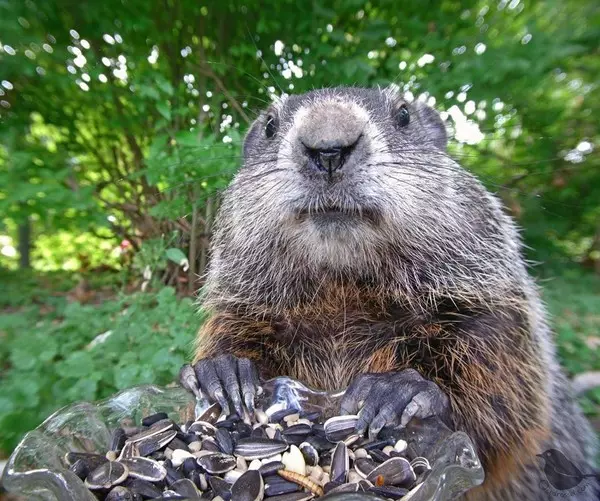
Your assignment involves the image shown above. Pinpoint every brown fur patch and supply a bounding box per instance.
[464,427,550,500]
[365,344,398,373]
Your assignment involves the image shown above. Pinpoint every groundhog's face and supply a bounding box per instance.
[224,87,468,271]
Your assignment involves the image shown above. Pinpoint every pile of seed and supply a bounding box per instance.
[65,401,431,501]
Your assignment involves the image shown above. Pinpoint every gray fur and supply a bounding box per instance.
[200,87,598,500]
[206,87,525,312]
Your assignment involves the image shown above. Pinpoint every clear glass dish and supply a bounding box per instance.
[1,377,484,500]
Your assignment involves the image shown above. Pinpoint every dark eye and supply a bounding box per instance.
[265,115,277,138]
[396,104,410,128]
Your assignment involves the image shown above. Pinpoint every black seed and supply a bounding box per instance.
[149,450,166,461]
[369,449,389,463]
[208,476,231,500]
[319,451,333,468]
[187,421,217,436]
[105,486,138,501]
[171,478,201,498]
[165,465,185,486]
[231,470,264,501]
[123,478,162,498]
[357,479,371,491]
[323,415,359,443]
[69,459,89,480]
[182,457,198,477]
[366,457,416,488]
[264,476,300,496]
[148,418,179,433]
[120,457,167,482]
[304,434,333,452]
[136,430,177,457]
[323,481,343,494]
[330,442,349,484]
[215,428,234,455]
[85,461,129,490]
[311,423,326,438]
[326,482,360,494]
[168,437,190,452]
[197,402,221,424]
[270,408,299,423]
[360,438,393,451]
[196,452,236,475]
[282,424,311,445]
[299,442,319,467]
[354,458,378,478]
[110,428,127,452]
[141,412,169,427]
[258,460,285,477]
[201,437,220,452]
[215,418,238,430]
[299,410,321,421]
[236,422,253,438]
[251,427,268,439]
[188,469,206,491]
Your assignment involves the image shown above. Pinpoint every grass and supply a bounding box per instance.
[0,265,598,458]
[537,267,600,417]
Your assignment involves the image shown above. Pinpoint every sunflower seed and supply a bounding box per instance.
[231,470,264,501]
[85,461,129,490]
[234,438,288,460]
[196,452,236,475]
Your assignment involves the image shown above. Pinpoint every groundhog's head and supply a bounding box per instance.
[206,87,521,308]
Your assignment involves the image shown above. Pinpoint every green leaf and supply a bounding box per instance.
[156,79,174,96]
[139,84,161,100]
[165,248,188,267]
[156,102,171,120]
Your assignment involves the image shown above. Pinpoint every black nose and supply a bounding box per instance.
[305,145,354,176]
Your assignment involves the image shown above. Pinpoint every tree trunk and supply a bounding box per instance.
[18,218,31,269]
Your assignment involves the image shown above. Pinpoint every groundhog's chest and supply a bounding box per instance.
[269,308,431,392]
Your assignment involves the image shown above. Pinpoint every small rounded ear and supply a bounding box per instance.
[413,101,447,151]
[242,116,264,160]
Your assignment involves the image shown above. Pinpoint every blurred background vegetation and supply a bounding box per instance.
[0,0,599,458]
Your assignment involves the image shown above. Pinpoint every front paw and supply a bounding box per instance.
[340,369,450,438]
[179,355,260,416]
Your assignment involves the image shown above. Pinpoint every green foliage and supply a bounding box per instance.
[0,0,598,271]
[32,230,122,271]
[540,268,600,416]
[0,270,200,455]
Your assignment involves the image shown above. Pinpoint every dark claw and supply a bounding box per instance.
[368,402,397,438]
[400,386,450,427]
[178,364,200,397]
[238,358,259,414]
[340,374,378,416]
[214,355,244,416]
[340,369,450,439]
[180,356,260,417]
[194,359,231,415]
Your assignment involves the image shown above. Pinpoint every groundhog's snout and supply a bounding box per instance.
[297,101,367,177]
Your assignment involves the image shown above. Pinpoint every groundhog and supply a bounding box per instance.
[180,87,599,500]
